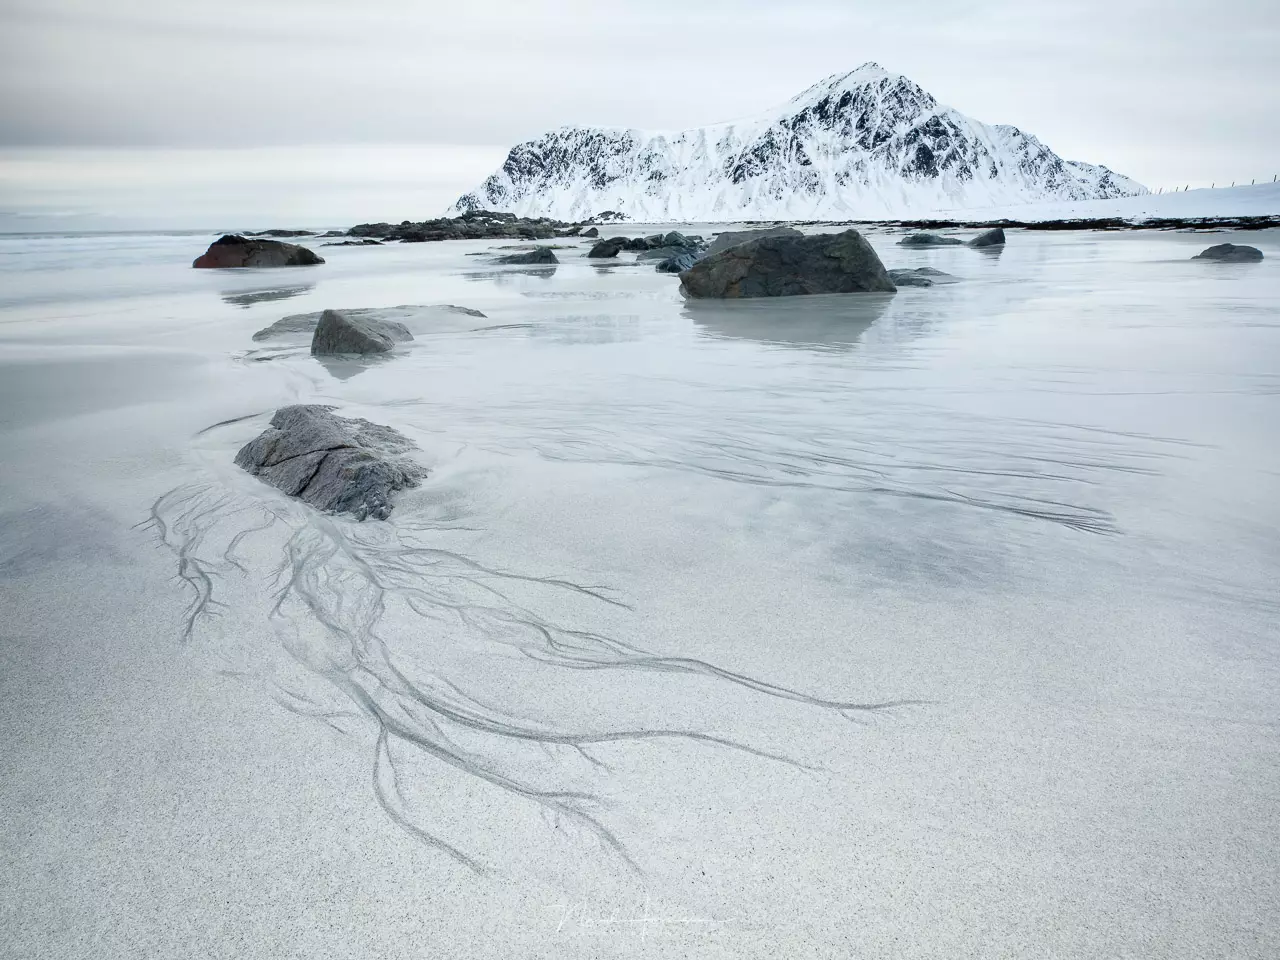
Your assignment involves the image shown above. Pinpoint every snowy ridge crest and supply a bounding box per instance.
[451,63,1145,221]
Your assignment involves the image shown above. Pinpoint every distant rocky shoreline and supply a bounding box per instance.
[233,210,1280,244]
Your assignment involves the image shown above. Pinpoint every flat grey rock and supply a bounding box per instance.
[968,227,1006,248]
[234,404,425,520]
[678,229,896,299]
[253,304,487,342]
[704,227,803,257]
[1192,243,1264,263]
[898,233,964,247]
[310,309,412,356]
[888,267,961,287]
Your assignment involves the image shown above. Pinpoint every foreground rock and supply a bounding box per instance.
[704,227,803,257]
[253,304,486,342]
[968,227,1006,248]
[898,233,963,247]
[311,309,413,356]
[193,235,325,268]
[494,246,559,265]
[888,267,960,287]
[1192,243,1264,263]
[679,229,896,298]
[235,405,424,520]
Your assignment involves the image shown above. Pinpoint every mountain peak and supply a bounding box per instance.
[451,68,1144,220]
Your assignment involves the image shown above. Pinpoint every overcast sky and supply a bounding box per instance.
[1,0,1276,228]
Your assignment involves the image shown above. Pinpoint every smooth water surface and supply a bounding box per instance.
[1,226,1277,958]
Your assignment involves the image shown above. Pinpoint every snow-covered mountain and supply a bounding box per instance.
[450,63,1145,221]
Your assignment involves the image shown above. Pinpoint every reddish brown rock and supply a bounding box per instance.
[192,234,325,268]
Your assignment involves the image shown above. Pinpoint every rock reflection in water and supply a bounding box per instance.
[685,293,894,349]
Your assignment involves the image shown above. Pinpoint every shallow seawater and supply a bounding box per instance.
[1,226,1278,958]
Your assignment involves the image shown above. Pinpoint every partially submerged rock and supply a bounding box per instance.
[582,226,600,238]
[321,239,382,247]
[588,237,627,258]
[193,235,325,268]
[656,251,702,274]
[311,309,413,356]
[897,233,964,247]
[494,246,559,265]
[679,229,896,299]
[888,267,960,287]
[704,227,803,257]
[253,304,486,342]
[968,227,1006,248]
[1192,243,1264,262]
[234,405,424,520]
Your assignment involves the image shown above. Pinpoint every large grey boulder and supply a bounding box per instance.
[234,405,424,520]
[897,233,963,247]
[1192,243,1264,263]
[310,308,413,355]
[193,234,325,268]
[678,229,896,299]
[704,227,803,257]
[968,228,1006,248]
[888,267,960,287]
[494,246,559,265]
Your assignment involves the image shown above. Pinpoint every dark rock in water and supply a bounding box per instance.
[319,230,347,237]
[588,237,627,258]
[705,227,802,257]
[637,244,698,261]
[193,235,325,268]
[234,405,424,521]
[968,227,1006,248]
[621,237,653,251]
[321,239,382,247]
[494,246,559,265]
[1192,243,1264,262]
[246,229,313,238]
[656,251,702,273]
[888,267,960,287]
[582,226,600,238]
[679,229,896,299]
[898,233,963,247]
[311,309,413,356]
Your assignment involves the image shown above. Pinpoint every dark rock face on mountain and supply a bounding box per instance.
[311,309,413,356]
[192,235,325,268]
[705,227,803,257]
[898,233,963,247]
[1192,243,1264,263]
[234,405,425,520]
[968,227,1006,248]
[679,229,896,299]
[449,63,1144,220]
[888,267,960,287]
[494,246,559,265]
[348,209,574,243]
